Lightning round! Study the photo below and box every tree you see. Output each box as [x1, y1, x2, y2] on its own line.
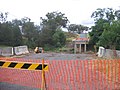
[98, 21, 120, 50]
[12, 19, 22, 26]
[11, 21, 23, 46]
[89, 7, 120, 58]
[0, 11, 68, 48]
[68, 24, 88, 34]
[22, 21, 40, 48]
[5, 18, 40, 48]
[40, 11, 69, 48]
[40, 11, 69, 30]
[89, 19, 108, 45]
[89, 8, 120, 46]
[0, 22, 13, 45]
[91, 8, 115, 22]
[12, 18, 41, 48]
[115, 10, 120, 20]
[0, 12, 8, 23]
[0, 21, 23, 46]
[52, 28, 66, 47]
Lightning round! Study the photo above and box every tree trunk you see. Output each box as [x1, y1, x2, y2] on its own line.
[112, 46, 117, 58]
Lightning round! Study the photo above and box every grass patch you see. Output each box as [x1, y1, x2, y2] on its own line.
[0, 45, 12, 48]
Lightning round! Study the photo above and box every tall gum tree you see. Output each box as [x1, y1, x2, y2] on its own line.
[90, 8, 120, 58]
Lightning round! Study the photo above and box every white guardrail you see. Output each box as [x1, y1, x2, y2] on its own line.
[97, 46, 120, 58]
[0, 47, 14, 56]
[97, 47, 105, 57]
[0, 45, 29, 56]
[14, 45, 29, 55]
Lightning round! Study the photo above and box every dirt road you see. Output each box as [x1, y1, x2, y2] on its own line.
[21, 52, 97, 60]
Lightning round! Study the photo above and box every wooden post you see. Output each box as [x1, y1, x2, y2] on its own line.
[94, 45, 97, 53]
[41, 59, 45, 90]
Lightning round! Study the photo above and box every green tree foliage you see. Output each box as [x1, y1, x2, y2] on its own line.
[12, 18, 40, 48]
[41, 11, 69, 29]
[90, 8, 120, 50]
[98, 21, 120, 49]
[0, 12, 8, 23]
[53, 28, 66, 47]
[11, 23, 23, 46]
[39, 11, 69, 48]
[38, 28, 53, 46]
[91, 8, 115, 22]
[0, 21, 23, 46]
[0, 13, 23, 46]
[0, 11, 68, 49]
[68, 24, 88, 34]
[21, 18, 40, 48]
[0, 22, 13, 45]
[89, 19, 108, 45]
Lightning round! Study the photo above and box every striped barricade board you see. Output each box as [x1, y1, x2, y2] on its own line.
[0, 60, 48, 71]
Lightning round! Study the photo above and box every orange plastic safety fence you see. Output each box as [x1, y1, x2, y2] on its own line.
[0, 58, 120, 90]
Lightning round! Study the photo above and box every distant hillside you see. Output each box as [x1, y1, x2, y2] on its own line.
[64, 32, 79, 48]
[64, 32, 79, 42]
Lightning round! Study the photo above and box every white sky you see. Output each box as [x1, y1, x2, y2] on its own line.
[0, 0, 120, 27]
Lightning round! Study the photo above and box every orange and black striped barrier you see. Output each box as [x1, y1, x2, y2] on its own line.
[0, 60, 48, 71]
[0, 58, 120, 90]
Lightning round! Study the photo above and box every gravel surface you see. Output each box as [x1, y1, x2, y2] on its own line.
[0, 82, 39, 90]
[21, 52, 97, 60]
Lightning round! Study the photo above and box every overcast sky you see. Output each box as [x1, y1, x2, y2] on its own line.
[0, 0, 120, 27]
